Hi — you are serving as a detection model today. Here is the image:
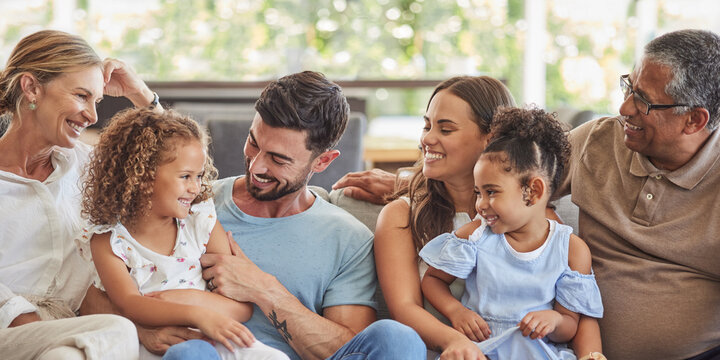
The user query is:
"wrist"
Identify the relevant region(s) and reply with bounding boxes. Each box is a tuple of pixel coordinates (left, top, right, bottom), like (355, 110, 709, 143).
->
(126, 87, 155, 108)
(578, 352, 607, 360)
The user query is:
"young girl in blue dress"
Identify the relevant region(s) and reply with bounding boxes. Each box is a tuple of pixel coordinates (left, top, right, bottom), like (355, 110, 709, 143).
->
(420, 107, 603, 360)
(78, 108, 287, 359)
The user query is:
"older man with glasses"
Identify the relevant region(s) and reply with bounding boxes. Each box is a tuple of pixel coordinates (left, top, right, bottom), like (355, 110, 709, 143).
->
(556, 29, 720, 360)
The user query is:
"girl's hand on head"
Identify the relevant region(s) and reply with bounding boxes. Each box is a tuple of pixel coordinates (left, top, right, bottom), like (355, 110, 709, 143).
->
(448, 307, 491, 342)
(440, 336, 487, 360)
(195, 311, 255, 351)
(518, 310, 563, 340)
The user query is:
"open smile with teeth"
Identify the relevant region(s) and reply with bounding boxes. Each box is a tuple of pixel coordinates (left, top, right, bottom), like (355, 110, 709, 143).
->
(625, 122, 643, 131)
(483, 214, 498, 225)
(424, 152, 445, 160)
(68, 121, 87, 133)
(252, 173, 273, 183)
(178, 199, 192, 208)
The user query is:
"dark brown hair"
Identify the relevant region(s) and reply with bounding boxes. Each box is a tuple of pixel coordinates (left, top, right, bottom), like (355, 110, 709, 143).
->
(82, 108, 217, 226)
(254, 71, 349, 155)
(394, 76, 516, 253)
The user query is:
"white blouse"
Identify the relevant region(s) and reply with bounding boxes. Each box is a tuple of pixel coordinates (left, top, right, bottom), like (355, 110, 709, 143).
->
(0, 142, 94, 328)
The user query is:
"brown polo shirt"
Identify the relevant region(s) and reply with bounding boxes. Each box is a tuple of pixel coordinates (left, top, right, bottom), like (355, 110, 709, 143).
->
(556, 117, 720, 360)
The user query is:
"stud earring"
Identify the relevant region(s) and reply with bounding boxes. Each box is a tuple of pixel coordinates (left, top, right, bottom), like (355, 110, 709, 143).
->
(29, 99, 37, 111)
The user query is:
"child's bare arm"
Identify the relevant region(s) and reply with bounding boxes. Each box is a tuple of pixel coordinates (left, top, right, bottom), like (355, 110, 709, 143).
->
(146, 220, 254, 322)
(422, 265, 491, 342)
(90, 232, 254, 350)
(520, 234, 594, 343)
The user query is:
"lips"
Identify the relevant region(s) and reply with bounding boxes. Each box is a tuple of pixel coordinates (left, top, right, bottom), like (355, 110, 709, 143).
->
(67, 120, 87, 134)
(178, 198, 192, 208)
(482, 214, 498, 226)
(424, 150, 445, 160)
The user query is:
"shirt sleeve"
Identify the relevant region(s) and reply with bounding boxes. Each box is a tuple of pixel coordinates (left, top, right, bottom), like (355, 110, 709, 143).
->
(419, 231, 480, 279)
(0, 282, 37, 329)
(555, 269, 604, 318)
(322, 233, 377, 310)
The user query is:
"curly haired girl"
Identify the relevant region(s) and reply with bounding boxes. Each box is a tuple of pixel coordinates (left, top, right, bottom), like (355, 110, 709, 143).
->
(419, 107, 603, 359)
(78, 108, 288, 360)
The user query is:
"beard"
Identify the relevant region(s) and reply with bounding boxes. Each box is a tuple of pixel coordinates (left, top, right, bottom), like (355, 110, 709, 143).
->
(244, 157, 313, 201)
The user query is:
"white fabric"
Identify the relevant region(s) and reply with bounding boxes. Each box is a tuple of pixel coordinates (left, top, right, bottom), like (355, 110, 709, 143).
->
(0, 142, 94, 327)
(76, 200, 217, 294)
(0, 314, 139, 360)
(505, 220, 555, 261)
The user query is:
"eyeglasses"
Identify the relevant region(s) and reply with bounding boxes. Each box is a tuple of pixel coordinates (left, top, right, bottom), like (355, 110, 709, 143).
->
(620, 74, 688, 115)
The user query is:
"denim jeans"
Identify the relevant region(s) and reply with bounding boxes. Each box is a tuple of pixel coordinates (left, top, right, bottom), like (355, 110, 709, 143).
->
(326, 319, 425, 360)
(162, 319, 425, 360)
(162, 339, 220, 360)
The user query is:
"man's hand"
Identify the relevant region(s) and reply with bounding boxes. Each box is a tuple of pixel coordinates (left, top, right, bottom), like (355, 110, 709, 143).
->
(9, 312, 42, 327)
(200, 232, 275, 304)
(332, 169, 396, 205)
(136, 325, 205, 355)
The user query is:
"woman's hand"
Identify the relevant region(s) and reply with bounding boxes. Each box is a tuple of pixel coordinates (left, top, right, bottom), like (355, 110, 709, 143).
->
(101, 58, 154, 107)
(440, 336, 487, 360)
(447, 307, 491, 342)
(518, 310, 563, 340)
(193, 310, 255, 352)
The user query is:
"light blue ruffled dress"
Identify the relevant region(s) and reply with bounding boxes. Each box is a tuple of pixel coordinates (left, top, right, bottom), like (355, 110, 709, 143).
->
(419, 220, 603, 360)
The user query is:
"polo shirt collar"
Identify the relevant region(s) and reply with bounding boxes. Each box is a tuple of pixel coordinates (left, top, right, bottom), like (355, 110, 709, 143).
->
(629, 128, 720, 190)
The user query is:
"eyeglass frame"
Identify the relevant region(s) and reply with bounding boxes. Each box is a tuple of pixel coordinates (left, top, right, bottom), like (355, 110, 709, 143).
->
(619, 74, 689, 115)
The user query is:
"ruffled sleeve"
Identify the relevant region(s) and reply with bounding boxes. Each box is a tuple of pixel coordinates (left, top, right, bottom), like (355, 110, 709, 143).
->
(74, 224, 114, 263)
(419, 231, 479, 279)
(555, 269, 604, 318)
(181, 199, 217, 252)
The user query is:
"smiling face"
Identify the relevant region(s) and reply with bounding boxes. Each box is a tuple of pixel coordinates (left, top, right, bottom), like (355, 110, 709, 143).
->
(32, 66, 104, 148)
(243, 114, 316, 201)
(473, 154, 533, 235)
(421, 89, 489, 183)
(149, 140, 206, 220)
(619, 58, 690, 164)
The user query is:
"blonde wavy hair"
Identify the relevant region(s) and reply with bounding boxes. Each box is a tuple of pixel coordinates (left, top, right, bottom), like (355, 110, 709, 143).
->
(82, 108, 217, 226)
(0, 30, 101, 121)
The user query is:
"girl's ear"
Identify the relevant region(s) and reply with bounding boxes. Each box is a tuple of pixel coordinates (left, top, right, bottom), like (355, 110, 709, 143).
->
(525, 176, 546, 207)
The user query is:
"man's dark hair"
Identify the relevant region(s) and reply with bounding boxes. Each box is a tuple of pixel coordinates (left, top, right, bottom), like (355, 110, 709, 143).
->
(255, 71, 350, 154)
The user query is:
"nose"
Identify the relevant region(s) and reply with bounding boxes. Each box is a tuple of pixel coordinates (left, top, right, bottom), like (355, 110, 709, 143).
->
(618, 94, 637, 117)
(475, 193, 488, 214)
(188, 177, 200, 195)
(421, 127, 437, 148)
(247, 152, 269, 175)
(83, 103, 98, 125)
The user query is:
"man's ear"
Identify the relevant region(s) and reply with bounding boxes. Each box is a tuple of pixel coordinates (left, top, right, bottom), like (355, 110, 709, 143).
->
(525, 176, 546, 207)
(683, 107, 710, 135)
(19, 73, 42, 99)
(311, 149, 340, 173)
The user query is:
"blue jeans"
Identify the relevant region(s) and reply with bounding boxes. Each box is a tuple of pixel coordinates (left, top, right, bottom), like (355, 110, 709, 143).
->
(163, 339, 220, 360)
(162, 319, 424, 360)
(326, 319, 425, 360)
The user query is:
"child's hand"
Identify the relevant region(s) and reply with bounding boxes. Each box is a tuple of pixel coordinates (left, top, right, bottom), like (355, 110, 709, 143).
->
(448, 307, 492, 342)
(195, 311, 255, 351)
(518, 310, 563, 340)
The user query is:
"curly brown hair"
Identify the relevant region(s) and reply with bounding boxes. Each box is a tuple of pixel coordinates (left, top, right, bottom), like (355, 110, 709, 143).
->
(82, 108, 217, 226)
(483, 107, 571, 196)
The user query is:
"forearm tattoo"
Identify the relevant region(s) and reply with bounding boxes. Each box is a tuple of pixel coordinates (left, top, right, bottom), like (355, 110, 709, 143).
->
(268, 310, 293, 342)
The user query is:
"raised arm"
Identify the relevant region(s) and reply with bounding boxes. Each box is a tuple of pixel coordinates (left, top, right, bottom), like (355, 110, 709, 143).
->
(90, 232, 254, 351)
(201, 233, 375, 360)
(101, 58, 163, 111)
(375, 200, 485, 360)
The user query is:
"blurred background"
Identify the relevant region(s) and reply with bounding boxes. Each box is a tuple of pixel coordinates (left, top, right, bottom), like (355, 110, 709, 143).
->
(2, 0, 719, 180)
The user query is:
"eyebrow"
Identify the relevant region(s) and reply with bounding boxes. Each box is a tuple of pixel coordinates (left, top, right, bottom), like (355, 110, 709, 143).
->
(627, 76, 654, 102)
(248, 131, 294, 162)
(422, 116, 458, 125)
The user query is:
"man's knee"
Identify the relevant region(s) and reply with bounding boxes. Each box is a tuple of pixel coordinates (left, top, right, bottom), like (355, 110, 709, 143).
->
(163, 339, 219, 360)
(362, 319, 425, 356)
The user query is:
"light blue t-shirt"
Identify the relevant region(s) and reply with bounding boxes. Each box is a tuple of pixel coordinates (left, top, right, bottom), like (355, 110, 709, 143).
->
(213, 177, 377, 360)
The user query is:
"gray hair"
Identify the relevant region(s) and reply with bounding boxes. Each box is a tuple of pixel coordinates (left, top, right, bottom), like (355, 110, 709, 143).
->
(644, 29, 720, 131)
